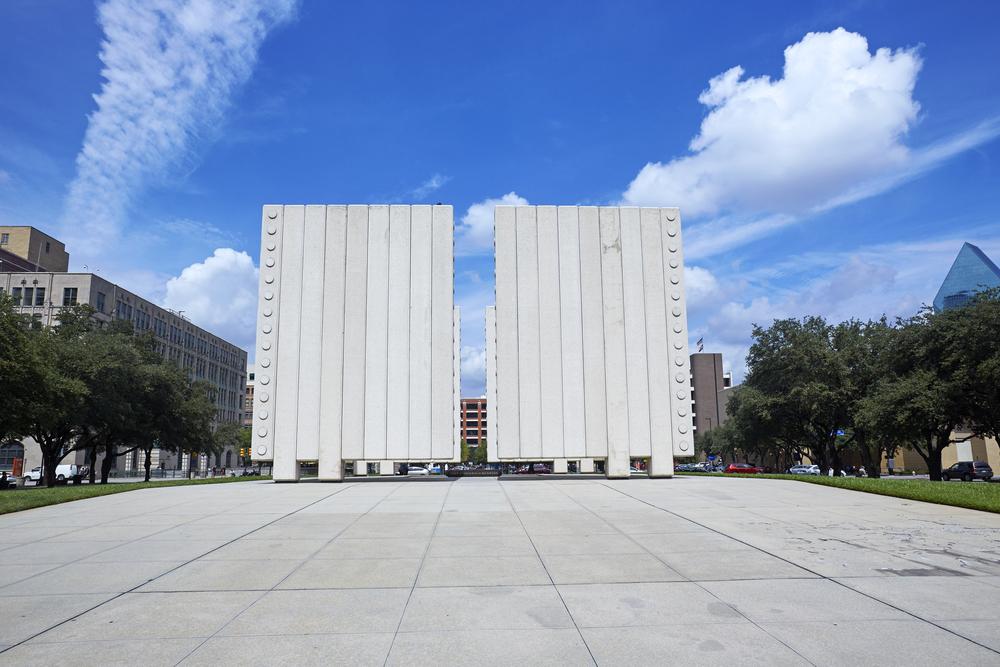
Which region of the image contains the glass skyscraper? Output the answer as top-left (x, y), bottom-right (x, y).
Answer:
top-left (933, 242), bottom-right (1000, 311)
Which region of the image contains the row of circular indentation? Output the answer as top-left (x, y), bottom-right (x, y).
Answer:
top-left (665, 210), bottom-right (690, 454)
top-left (256, 208), bottom-right (279, 456)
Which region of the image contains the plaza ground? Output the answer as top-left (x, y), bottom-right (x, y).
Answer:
top-left (1, 477), bottom-right (999, 665)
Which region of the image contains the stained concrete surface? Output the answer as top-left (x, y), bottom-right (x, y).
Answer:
top-left (1, 476), bottom-right (999, 665)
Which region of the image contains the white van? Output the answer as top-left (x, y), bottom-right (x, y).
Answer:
top-left (24, 464), bottom-right (82, 484)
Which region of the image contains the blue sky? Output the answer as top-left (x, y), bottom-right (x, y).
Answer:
top-left (1, 0), bottom-right (999, 396)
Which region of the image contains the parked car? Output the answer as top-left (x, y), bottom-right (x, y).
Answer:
top-left (724, 463), bottom-right (763, 474)
top-left (516, 464), bottom-right (551, 474)
top-left (941, 461), bottom-right (993, 482)
top-left (673, 463), bottom-right (695, 472)
top-left (787, 464), bottom-right (821, 475)
top-left (407, 466), bottom-right (430, 476)
top-left (1, 472), bottom-right (16, 488)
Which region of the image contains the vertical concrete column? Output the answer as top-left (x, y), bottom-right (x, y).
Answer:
top-left (599, 208), bottom-right (630, 479)
top-left (516, 206), bottom-right (542, 459)
top-left (364, 206), bottom-right (390, 461)
top-left (485, 306), bottom-right (499, 463)
top-left (253, 206), bottom-right (283, 468)
top-left (430, 205), bottom-right (454, 460)
top-left (319, 206), bottom-right (348, 481)
top-left (494, 207), bottom-right (520, 459)
top-left (341, 206), bottom-right (369, 460)
top-left (296, 205), bottom-right (326, 462)
top-left (379, 460), bottom-right (394, 476)
top-left (553, 458), bottom-right (568, 474)
top-left (579, 207), bottom-right (608, 461)
top-left (662, 209), bottom-right (693, 459)
top-left (537, 206), bottom-right (564, 461)
top-left (620, 208), bottom-right (652, 461)
top-left (580, 458), bottom-right (595, 473)
top-left (408, 206), bottom-right (433, 460)
top-left (641, 208), bottom-right (673, 477)
top-left (387, 206), bottom-right (411, 461)
top-left (557, 206), bottom-right (586, 459)
top-left (273, 205), bottom-right (305, 482)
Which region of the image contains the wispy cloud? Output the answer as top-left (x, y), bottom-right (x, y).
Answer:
top-left (455, 192), bottom-right (529, 256)
top-left (60, 0), bottom-right (297, 263)
top-left (410, 173), bottom-right (451, 200)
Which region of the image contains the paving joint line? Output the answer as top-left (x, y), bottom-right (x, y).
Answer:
top-left (548, 480), bottom-right (817, 666)
top-left (174, 482), bottom-right (411, 666)
top-left (0, 482), bottom-right (356, 656)
top-left (599, 480), bottom-right (1000, 657)
top-left (497, 478), bottom-right (599, 667)
top-left (382, 475), bottom-right (456, 666)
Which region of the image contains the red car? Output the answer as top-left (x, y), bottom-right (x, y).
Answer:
top-left (724, 463), bottom-right (763, 474)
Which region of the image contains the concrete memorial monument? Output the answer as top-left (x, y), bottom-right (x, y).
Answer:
top-left (252, 204), bottom-right (460, 481)
top-left (486, 206), bottom-right (691, 478)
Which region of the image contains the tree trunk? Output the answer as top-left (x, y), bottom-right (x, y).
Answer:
top-left (100, 444), bottom-right (115, 484)
top-left (88, 445), bottom-right (98, 484)
top-left (143, 447), bottom-right (152, 482)
top-left (41, 444), bottom-right (58, 488)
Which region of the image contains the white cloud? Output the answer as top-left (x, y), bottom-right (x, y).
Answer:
top-left (61, 0), bottom-right (296, 262)
top-left (692, 234), bottom-right (1000, 381)
top-left (460, 346), bottom-right (486, 396)
top-left (455, 192), bottom-right (529, 256)
top-left (410, 173), bottom-right (450, 200)
top-left (621, 28), bottom-right (1000, 256)
top-left (163, 248), bottom-right (259, 351)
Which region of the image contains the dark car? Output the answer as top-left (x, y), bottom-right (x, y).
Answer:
top-left (516, 464), bottom-right (551, 474)
top-left (941, 461), bottom-right (993, 482)
top-left (724, 463), bottom-right (763, 474)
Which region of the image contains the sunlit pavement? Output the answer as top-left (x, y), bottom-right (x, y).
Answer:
top-left (1, 476), bottom-right (999, 665)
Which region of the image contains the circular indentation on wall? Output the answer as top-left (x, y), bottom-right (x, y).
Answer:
top-left (266, 224), bottom-right (277, 235)
top-left (670, 274), bottom-right (680, 284)
top-left (674, 341), bottom-right (683, 350)
top-left (675, 373), bottom-right (686, 383)
top-left (263, 308), bottom-right (272, 317)
top-left (678, 425), bottom-right (689, 434)
top-left (673, 325), bottom-right (683, 334)
top-left (674, 356), bottom-right (684, 365)
top-left (667, 225), bottom-right (678, 237)
top-left (259, 375), bottom-right (270, 385)
top-left (262, 324), bottom-right (272, 334)
top-left (676, 390), bottom-right (687, 400)
top-left (259, 410), bottom-right (269, 420)
top-left (261, 341), bottom-right (271, 351)
top-left (672, 306), bottom-right (682, 316)
top-left (267, 209), bottom-right (278, 220)
top-left (257, 446), bottom-right (267, 456)
top-left (259, 392), bottom-right (269, 402)
top-left (257, 427), bottom-right (268, 437)
top-left (666, 211), bottom-right (677, 222)
top-left (266, 242), bottom-right (276, 252)
top-left (669, 259), bottom-right (679, 269)
top-left (668, 243), bottom-right (678, 253)
top-left (265, 258), bottom-right (275, 267)
top-left (679, 441), bottom-right (689, 452)
top-left (260, 358), bottom-right (270, 368)
top-left (264, 275), bottom-right (274, 284)
top-left (671, 291), bottom-right (681, 301)
top-left (264, 291), bottom-right (273, 301)
top-left (677, 408), bottom-right (687, 417)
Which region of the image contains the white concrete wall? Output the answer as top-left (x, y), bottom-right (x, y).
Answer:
top-left (488, 206), bottom-right (691, 478)
top-left (253, 205), bottom-right (459, 481)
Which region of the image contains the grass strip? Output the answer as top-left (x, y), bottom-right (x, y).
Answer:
top-left (680, 472), bottom-right (1000, 514)
top-left (0, 475), bottom-right (272, 516)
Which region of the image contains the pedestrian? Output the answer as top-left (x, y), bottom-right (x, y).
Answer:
top-left (887, 457), bottom-right (894, 476)
top-left (828, 467), bottom-right (834, 477)
top-left (858, 466), bottom-right (867, 477)
top-left (0, 471), bottom-right (7, 489)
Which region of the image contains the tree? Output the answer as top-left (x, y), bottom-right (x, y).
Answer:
top-left (0, 293), bottom-right (31, 443)
top-left (742, 317), bottom-right (852, 470)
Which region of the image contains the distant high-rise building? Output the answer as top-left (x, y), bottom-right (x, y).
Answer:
top-left (690, 352), bottom-right (732, 436)
top-left (933, 242), bottom-right (1000, 311)
top-left (460, 398), bottom-right (486, 448)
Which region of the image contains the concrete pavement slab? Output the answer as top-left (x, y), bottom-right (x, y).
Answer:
top-left (416, 555), bottom-right (550, 587)
top-left (557, 582), bottom-right (745, 627)
top-left (277, 557), bottom-right (422, 589)
top-left (399, 585), bottom-right (575, 631)
top-left (182, 632), bottom-right (396, 666)
top-left (386, 628), bottom-right (595, 666)
top-left (0, 637), bottom-right (203, 666)
top-left (541, 554), bottom-right (684, 584)
top-left (220, 589), bottom-right (411, 636)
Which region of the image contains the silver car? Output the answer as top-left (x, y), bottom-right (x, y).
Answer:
top-left (787, 464), bottom-right (820, 475)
